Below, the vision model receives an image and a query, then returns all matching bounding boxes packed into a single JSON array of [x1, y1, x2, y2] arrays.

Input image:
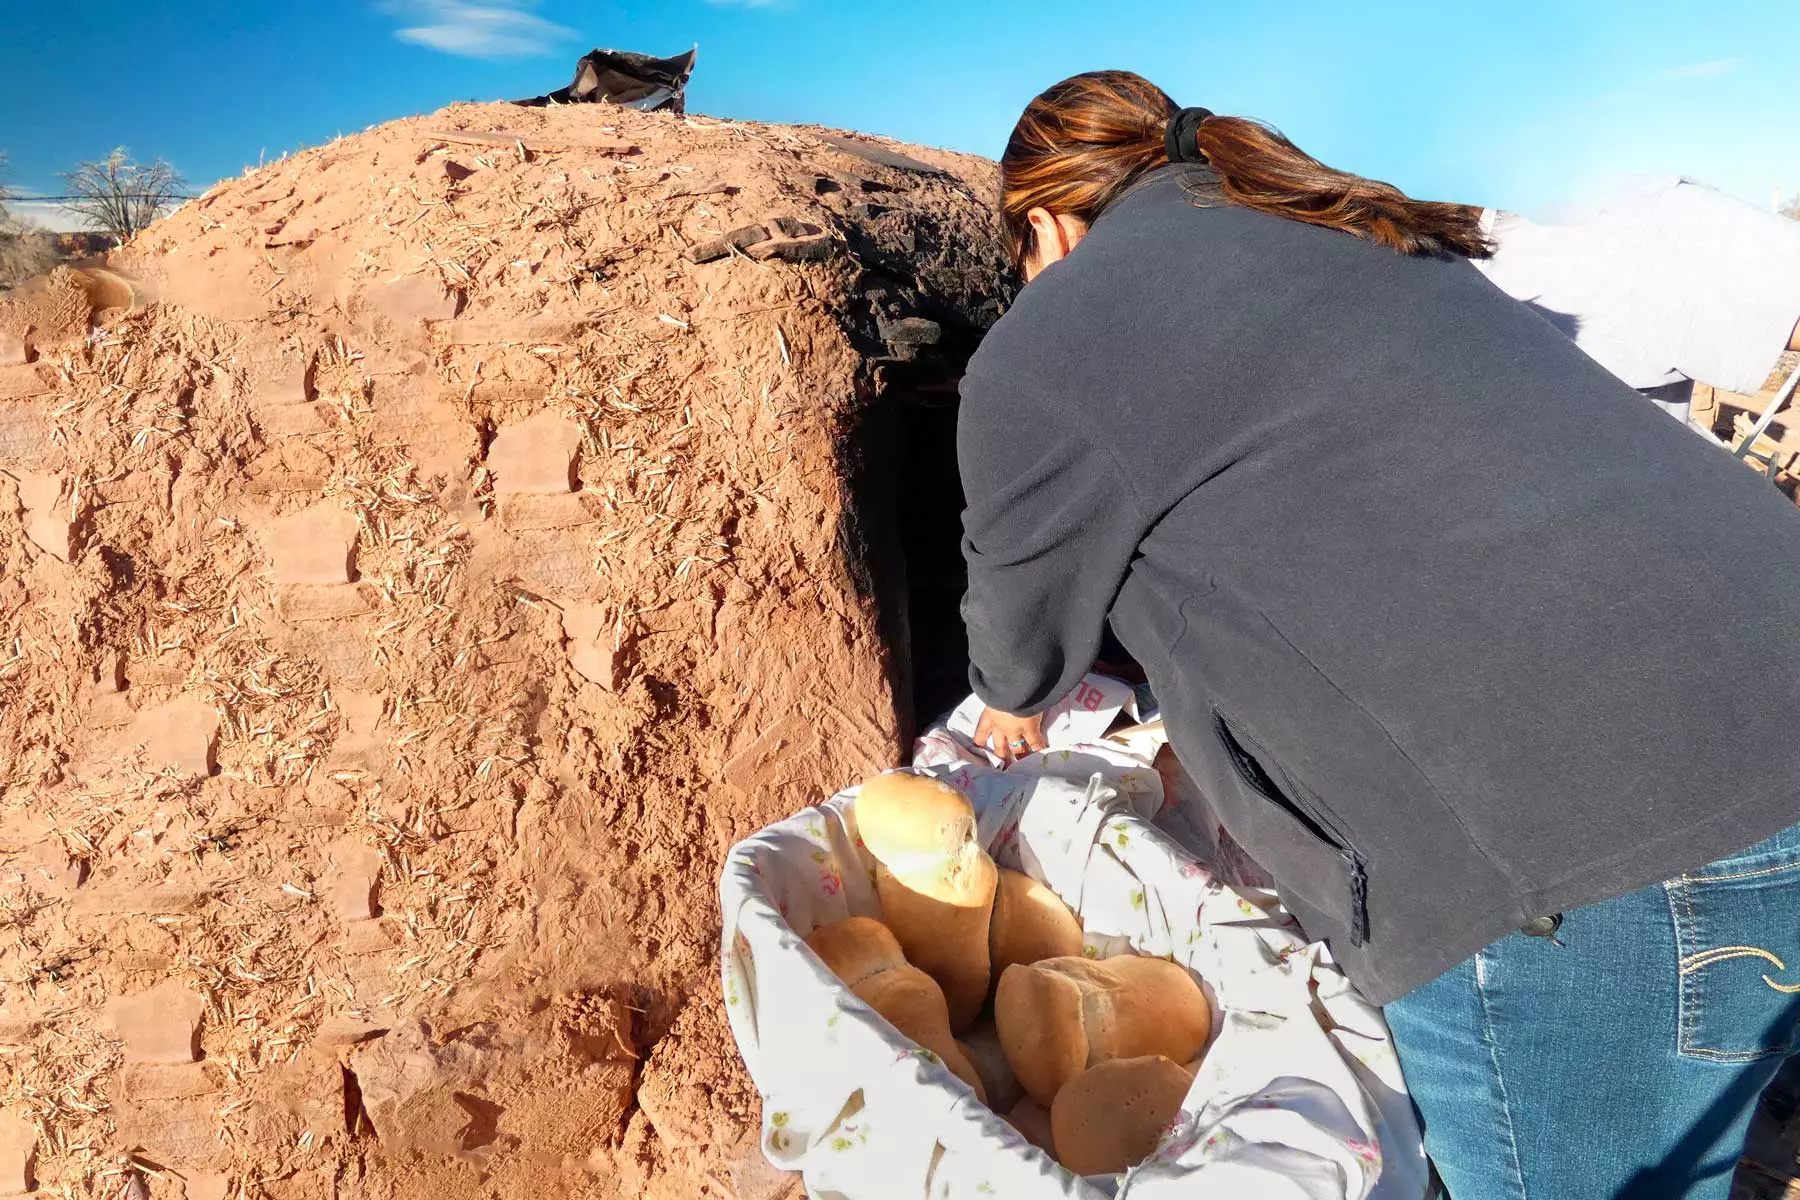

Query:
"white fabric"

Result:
[[719, 674, 1430, 1200], [1474, 177, 1800, 395]]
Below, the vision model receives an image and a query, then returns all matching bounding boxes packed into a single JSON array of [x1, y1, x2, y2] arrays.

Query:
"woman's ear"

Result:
[[1023, 208, 1089, 280], [1054, 212, 1088, 254]]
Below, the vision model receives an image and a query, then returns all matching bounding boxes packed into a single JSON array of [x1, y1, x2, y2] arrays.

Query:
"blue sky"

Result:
[[2, 1, 1797, 227]]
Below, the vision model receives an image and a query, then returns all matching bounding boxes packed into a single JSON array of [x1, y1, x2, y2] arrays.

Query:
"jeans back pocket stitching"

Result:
[[1666, 879, 1698, 1055], [1680, 857, 1800, 885], [1666, 878, 1800, 1061], [1681, 945, 1788, 974], [1682, 1045, 1792, 1064], [1680, 945, 1800, 993]]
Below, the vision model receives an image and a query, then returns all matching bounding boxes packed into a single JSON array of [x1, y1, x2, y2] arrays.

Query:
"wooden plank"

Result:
[[814, 133, 946, 177], [421, 129, 637, 156], [1733, 413, 1797, 467]]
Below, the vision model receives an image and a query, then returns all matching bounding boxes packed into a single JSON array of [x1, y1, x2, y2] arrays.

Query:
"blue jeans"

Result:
[[1385, 820, 1800, 1199]]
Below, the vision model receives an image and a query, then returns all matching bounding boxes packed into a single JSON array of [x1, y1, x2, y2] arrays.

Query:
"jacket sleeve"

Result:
[[957, 373, 1150, 716]]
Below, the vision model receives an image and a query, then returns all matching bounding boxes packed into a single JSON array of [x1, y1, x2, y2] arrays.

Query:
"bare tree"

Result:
[[0, 152, 60, 291], [60, 148, 188, 241]]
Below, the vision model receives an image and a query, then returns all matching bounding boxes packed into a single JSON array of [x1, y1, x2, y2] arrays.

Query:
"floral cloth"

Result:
[[718, 675, 1430, 1199]]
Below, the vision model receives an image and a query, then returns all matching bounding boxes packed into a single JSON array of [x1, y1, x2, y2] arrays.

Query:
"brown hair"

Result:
[[1001, 70, 1492, 269]]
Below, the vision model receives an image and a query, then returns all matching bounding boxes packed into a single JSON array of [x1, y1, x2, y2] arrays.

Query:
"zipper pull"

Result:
[[1343, 850, 1369, 948]]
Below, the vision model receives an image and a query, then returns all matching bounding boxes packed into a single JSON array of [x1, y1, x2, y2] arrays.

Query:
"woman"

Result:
[[961, 71, 1800, 1199]]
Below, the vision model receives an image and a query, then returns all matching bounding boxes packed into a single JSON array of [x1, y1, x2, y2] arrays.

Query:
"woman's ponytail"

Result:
[[1000, 71, 1492, 269], [1190, 113, 1492, 259]]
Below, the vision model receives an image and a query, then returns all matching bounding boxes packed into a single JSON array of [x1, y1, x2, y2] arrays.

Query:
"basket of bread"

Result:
[[719, 697, 1430, 1199]]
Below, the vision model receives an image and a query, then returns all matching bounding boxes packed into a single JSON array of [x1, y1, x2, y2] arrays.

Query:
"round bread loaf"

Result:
[[994, 953, 1211, 1106], [854, 772, 997, 1030], [989, 867, 1085, 976], [1051, 1055, 1193, 1176], [803, 914, 905, 987], [804, 916, 987, 1102]]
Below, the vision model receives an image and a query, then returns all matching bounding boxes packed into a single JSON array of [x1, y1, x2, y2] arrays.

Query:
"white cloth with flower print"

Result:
[[719, 674, 1431, 1200]]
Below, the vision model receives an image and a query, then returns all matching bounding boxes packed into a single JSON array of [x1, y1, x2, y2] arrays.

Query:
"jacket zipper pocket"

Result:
[[1213, 711, 1370, 947], [1342, 849, 1369, 947]]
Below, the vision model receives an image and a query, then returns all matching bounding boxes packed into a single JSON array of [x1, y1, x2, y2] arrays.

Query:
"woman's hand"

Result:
[[973, 707, 1048, 765]]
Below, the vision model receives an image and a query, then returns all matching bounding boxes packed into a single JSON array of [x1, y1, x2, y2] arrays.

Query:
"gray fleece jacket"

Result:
[[957, 165, 1800, 1004]]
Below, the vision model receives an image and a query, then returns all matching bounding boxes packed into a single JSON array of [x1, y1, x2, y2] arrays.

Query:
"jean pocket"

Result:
[[1665, 829, 1800, 1063]]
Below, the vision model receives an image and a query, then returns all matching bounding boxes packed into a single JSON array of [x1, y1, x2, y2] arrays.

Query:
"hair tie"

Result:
[[1163, 106, 1215, 164]]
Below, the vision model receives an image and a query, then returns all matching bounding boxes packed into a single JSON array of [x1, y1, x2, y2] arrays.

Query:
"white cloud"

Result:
[[1656, 57, 1747, 82], [7, 199, 89, 233], [386, 1, 574, 59]]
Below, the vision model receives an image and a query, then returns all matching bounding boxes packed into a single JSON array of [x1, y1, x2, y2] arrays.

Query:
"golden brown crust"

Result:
[[806, 920, 987, 1102], [803, 916, 905, 988], [856, 962, 952, 1034], [995, 960, 1090, 1106], [1082, 955, 1212, 1065], [855, 772, 998, 1032], [1051, 1055, 1193, 1176], [854, 771, 978, 866], [989, 868, 1085, 976], [995, 955, 1211, 1105], [855, 967, 986, 1101], [874, 860, 996, 1030]]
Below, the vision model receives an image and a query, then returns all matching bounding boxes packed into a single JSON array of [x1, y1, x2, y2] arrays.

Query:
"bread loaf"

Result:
[[958, 1018, 1022, 1113], [1004, 1096, 1057, 1156], [1051, 1055, 1193, 1176], [804, 917, 986, 1102], [994, 954, 1211, 1105], [854, 772, 997, 1030], [989, 867, 1084, 976]]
